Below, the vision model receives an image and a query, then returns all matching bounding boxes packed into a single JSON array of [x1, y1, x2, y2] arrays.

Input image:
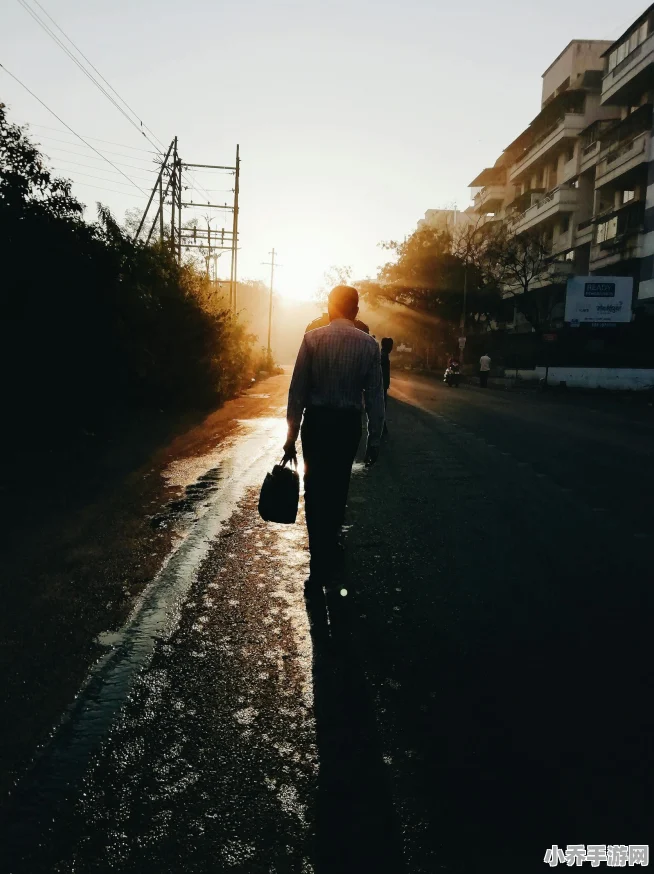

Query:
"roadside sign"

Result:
[[565, 276, 633, 324], [458, 337, 466, 349]]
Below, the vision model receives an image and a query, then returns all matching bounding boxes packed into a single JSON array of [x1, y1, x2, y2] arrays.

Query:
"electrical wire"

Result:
[[30, 134, 162, 164], [41, 144, 161, 173], [17, 0, 214, 204], [28, 0, 167, 152], [14, 0, 227, 217], [48, 162, 157, 186], [66, 181, 143, 199], [0, 62, 147, 194], [16, 121, 158, 152], [15, 0, 164, 154]]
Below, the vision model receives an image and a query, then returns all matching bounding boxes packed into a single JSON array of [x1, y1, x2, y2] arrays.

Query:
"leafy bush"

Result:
[[0, 104, 256, 442]]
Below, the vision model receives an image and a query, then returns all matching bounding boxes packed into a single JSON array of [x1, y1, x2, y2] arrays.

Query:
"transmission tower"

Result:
[[134, 142, 241, 313]]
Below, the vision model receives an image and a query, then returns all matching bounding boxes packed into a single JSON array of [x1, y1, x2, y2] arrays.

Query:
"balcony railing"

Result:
[[510, 184, 578, 233], [602, 31, 654, 103], [509, 113, 587, 182], [473, 184, 505, 213], [595, 131, 649, 185]]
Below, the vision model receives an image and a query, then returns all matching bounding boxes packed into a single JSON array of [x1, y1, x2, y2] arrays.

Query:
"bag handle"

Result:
[[280, 455, 297, 469]]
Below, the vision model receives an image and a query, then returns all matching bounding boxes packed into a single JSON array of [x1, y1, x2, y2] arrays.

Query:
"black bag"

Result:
[[258, 459, 300, 524]]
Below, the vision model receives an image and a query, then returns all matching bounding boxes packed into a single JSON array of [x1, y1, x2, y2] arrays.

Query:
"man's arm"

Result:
[[284, 336, 311, 458], [363, 343, 385, 463]]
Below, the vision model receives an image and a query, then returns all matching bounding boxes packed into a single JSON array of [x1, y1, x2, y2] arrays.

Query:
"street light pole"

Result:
[[460, 262, 468, 364], [267, 248, 276, 355]]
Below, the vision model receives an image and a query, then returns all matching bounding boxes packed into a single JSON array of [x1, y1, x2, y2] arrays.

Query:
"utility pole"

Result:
[[135, 139, 240, 279], [170, 137, 178, 258], [230, 144, 240, 314], [158, 175, 164, 242], [266, 248, 277, 354], [176, 140, 182, 264]]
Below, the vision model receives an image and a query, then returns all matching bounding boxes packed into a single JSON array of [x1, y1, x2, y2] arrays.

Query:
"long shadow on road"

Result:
[[304, 582, 405, 874], [344, 394, 653, 871]]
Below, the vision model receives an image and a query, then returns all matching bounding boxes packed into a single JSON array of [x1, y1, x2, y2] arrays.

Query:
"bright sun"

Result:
[[273, 260, 325, 304]]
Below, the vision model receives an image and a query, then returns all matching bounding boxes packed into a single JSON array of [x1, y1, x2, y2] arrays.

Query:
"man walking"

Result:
[[479, 352, 491, 388], [284, 285, 385, 578], [380, 337, 393, 435]]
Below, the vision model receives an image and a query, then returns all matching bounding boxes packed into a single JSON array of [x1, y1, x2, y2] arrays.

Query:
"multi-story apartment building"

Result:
[[468, 15, 654, 320], [594, 4, 654, 304], [417, 207, 477, 234], [471, 41, 618, 269]]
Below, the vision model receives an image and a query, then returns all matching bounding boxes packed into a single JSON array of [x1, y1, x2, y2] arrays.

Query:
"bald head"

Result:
[[328, 285, 359, 322]]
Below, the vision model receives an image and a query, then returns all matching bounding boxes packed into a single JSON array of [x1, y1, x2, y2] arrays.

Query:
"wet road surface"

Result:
[[3, 374, 652, 872]]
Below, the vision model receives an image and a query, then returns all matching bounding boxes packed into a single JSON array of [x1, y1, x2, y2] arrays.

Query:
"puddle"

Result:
[[13, 418, 289, 808]]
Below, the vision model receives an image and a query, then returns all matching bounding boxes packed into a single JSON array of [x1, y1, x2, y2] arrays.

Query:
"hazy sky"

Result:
[[1, 0, 648, 300]]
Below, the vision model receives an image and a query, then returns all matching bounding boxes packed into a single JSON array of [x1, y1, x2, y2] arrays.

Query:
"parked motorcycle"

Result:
[[444, 363, 461, 387]]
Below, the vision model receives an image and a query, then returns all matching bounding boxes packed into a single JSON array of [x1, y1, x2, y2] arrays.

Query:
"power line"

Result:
[[15, 0, 164, 154], [28, 0, 167, 152], [15, 121, 158, 152], [66, 181, 144, 199], [42, 145, 160, 173], [30, 134, 162, 164], [16, 0, 214, 204], [0, 62, 147, 194], [48, 163, 157, 186]]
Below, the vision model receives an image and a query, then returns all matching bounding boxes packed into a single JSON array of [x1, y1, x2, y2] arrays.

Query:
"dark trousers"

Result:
[[301, 407, 361, 561], [480, 371, 489, 388]]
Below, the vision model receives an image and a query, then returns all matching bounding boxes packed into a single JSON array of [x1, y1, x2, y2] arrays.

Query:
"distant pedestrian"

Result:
[[480, 353, 491, 388], [305, 312, 370, 334], [380, 338, 393, 434], [285, 285, 385, 580]]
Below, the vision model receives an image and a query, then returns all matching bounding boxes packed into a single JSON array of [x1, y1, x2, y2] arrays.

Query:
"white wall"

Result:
[[509, 367, 654, 390], [541, 41, 612, 106]]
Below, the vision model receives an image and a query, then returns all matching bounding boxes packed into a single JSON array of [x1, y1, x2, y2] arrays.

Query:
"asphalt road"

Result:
[[3, 374, 652, 873]]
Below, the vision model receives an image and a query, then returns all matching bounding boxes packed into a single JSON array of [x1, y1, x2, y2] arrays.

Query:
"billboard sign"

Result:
[[564, 277, 633, 324]]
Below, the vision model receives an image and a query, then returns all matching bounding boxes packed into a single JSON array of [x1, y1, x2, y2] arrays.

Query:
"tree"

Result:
[[316, 264, 353, 305], [0, 104, 82, 221], [483, 226, 565, 334], [0, 101, 258, 447], [362, 226, 502, 331]]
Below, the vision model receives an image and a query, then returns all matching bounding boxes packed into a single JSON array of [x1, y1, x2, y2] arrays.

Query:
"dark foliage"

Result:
[[0, 104, 255, 443]]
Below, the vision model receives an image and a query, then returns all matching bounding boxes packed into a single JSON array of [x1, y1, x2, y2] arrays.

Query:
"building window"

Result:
[[640, 21, 648, 44], [596, 216, 618, 243], [623, 189, 636, 204], [561, 215, 570, 233]]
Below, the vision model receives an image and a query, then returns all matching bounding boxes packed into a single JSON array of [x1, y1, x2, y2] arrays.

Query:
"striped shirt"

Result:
[[287, 318, 385, 447]]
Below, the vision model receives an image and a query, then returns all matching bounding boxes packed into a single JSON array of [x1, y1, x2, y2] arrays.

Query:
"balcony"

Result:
[[552, 225, 574, 256], [509, 114, 587, 183], [602, 31, 654, 105], [473, 184, 506, 215], [590, 230, 644, 269], [574, 218, 594, 247], [594, 130, 650, 188], [511, 185, 579, 234], [590, 200, 645, 269]]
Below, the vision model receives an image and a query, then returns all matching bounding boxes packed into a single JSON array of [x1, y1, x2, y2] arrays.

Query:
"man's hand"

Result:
[[364, 445, 379, 467], [282, 439, 297, 465]]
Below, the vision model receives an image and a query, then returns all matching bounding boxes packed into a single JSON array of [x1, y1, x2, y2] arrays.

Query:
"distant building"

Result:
[[417, 207, 477, 233], [596, 5, 654, 305], [467, 40, 623, 327], [467, 24, 654, 315]]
